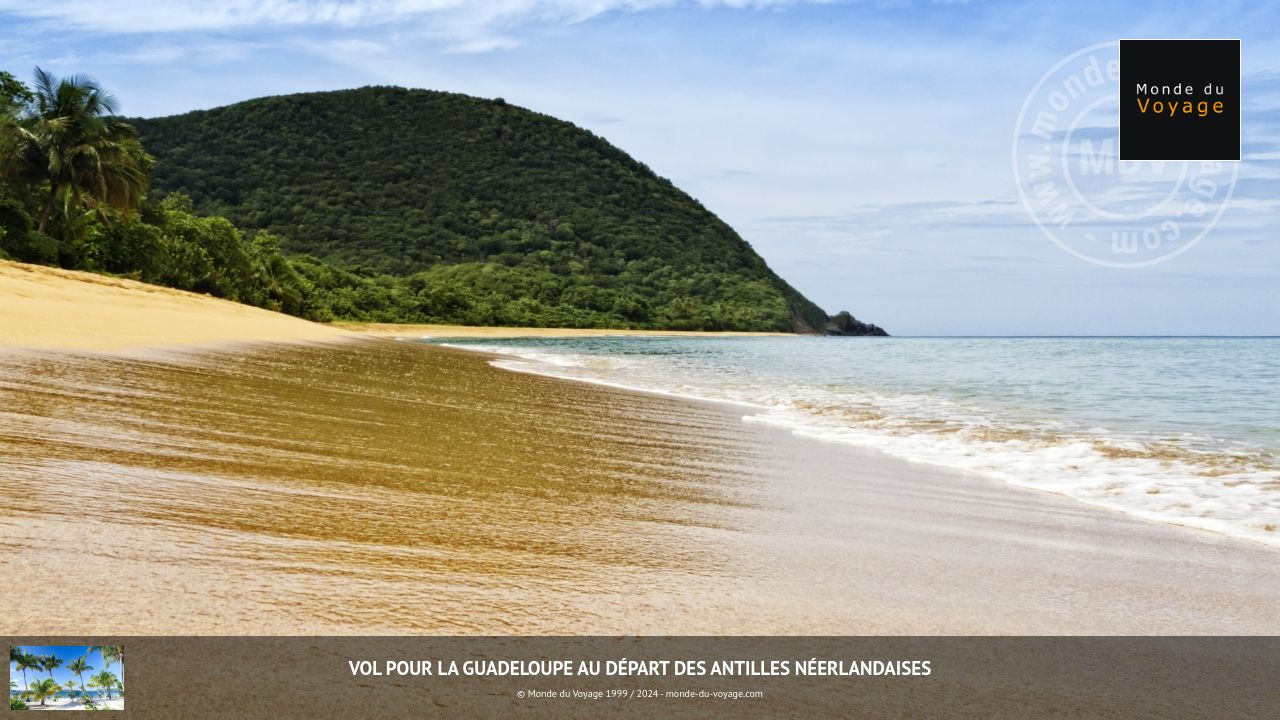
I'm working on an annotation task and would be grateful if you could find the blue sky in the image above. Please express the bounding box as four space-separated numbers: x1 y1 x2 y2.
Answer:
9 646 123 693
1 0 1277 334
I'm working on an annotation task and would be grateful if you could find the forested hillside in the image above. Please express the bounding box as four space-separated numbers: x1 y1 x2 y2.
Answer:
4 69 883 333
130 87 832 331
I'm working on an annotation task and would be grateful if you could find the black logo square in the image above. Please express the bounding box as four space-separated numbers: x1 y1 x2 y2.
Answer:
1120 39 1240 160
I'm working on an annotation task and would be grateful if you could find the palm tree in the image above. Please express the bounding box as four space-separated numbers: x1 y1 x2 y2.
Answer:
14 652 40 696
25 677 60 707
66 656 92 701
40 653 62 682
88 671 118 700
91 645 122 675
2 68 148 238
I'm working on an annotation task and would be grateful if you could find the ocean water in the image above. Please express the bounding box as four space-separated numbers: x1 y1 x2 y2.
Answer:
430 336 1280 547
9 690 116 699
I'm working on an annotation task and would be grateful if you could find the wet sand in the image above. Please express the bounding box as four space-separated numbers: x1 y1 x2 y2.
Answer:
2 338 1277 635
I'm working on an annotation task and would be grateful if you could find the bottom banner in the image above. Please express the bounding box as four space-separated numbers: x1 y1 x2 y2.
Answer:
5 637 1277 718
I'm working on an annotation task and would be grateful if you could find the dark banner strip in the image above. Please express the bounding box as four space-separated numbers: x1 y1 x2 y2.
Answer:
5 637 1278 718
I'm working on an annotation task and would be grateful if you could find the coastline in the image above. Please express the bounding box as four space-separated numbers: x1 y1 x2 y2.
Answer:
337 322 796 339
0 260 792 354
456 337 1280 550
1 337 1276 634
1 267 1277 635
12 696 124 711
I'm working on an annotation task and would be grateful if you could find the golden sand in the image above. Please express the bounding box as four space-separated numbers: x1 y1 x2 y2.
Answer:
0 260 791 355
0 260 352 351
2 263 1279 635
3 338 1279 635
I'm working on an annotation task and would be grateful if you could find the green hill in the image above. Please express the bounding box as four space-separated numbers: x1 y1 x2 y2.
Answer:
129 87 833 332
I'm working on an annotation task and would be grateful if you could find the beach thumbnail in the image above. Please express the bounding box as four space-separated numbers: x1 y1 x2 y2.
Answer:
9 646 123 711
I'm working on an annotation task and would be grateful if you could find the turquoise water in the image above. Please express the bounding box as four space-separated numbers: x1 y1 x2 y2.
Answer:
428 336 1280 546
9 689 117 699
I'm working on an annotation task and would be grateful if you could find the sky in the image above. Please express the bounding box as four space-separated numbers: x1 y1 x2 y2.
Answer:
1 0 1278 335
9 646 123 694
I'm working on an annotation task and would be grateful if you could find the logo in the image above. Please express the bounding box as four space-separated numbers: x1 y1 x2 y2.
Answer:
1012 41 1238 267
1120 39 1240 161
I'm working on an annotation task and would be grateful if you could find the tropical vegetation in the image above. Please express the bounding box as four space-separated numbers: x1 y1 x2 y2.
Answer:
67 655 92 699
0 67 886 333
88 671 119 700
39 653 62 682
12 651 39 696
8 645 122 710
89 646 122 672
125 85 854 331
23 678 61 707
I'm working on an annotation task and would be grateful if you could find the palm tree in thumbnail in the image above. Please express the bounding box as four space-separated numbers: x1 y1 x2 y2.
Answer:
90 671 118 700
26 678 61 707
40 653 62 682
91 645 123 674
67 656 92 701
14 652 40 697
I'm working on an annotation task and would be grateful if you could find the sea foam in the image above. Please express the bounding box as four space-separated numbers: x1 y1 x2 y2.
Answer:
440 338 1280 548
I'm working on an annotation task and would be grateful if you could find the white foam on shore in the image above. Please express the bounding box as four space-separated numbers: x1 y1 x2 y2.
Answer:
444 342 1280 549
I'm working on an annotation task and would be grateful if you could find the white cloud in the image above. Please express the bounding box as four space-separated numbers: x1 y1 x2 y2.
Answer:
442 36 523 54
330 38 390 54
0 1 838 58
0 1 824 36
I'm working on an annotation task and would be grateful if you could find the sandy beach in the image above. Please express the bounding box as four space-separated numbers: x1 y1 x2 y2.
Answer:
19 697 124 711
0 260 352 352
1 262 1278 635
0 260 789 352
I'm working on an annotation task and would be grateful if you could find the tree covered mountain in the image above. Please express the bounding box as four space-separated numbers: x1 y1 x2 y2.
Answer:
3 70 882 333
129 87 837 332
